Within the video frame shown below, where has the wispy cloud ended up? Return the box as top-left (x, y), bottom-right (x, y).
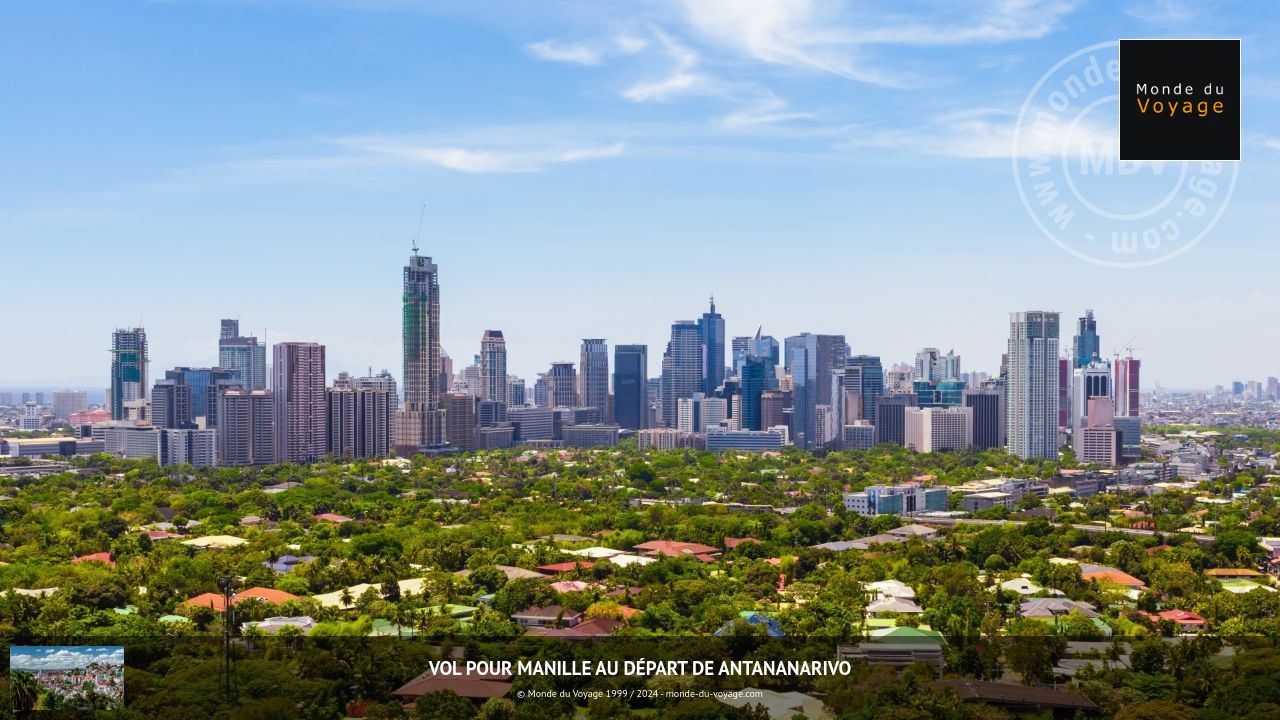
top-left (843, 107), bottom-right (1115, 159)
top-left (719, 95), bottom-right (814, 129)
top-left (527, 34), bottom-right (648, 65)
top-left (621, 27), bottom-right (712, 102)
top-left (331, 136), bottom-right (626, 173)
top-left (1123, 0), bottom-right (1202, 24)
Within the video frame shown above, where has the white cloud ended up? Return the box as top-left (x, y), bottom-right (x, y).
top-left (621, 27), bottom-right (712, 102)
top-left (527, 35), bottom-right (649, 65)
top-left (332, 136), bottom-right (626, 173)
top-left (843, 107), bottom-right (1115, 159)
top-left (11, 646), bottom-right (124, 671)
top-left (719, 96), bottom-right (814, 129)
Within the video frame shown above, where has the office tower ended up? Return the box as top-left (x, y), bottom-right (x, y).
top-left (1113, 415), bottom-right (1141, 462)
top-left (1072, 309), bottom-right (1101, 368)
top-left (218, 320), bottom-right (267, 391)
top-left (326, 382), bottom-right (356, 457)
top-left (547, 361), bottom-right (578, 408)
top-left (731, 336), bottom-right (751, 377)
top-left (534, 375), bottom-right (548, 407)
top-left (216, 388), bottom-right (274, 466)
top-left (1057, 358), bottom-right (1070, 428)
top-left (508, 376), bottom-right (526, 407)
top-left (443, 391), bottom-right (477, 452)
top-left (964, 386), bottom-right (1005, 450)
top-left (847, 356), bottom-right (883, 426)
top-left (1070, 361), bottom-right (1112, 435)
top-left (51, 390), bottom-right (87, 422)
top-left (151, 380), bottom-right (194, 430)
top-left (814, 404), bottom-right (838, 447)
top-left (479, 330), bottom-right (508, 407)
top-left (579, 339), bottom-right (609, 413)
top-left (751, 329), bottom-right (780, 367)
top-left (1074, 396), bottom-right (1118, 466)
top-left (165, 367), bottom-right (238, 422)
top-left (110, 327), bottom-right (148, 420)
top-left (395, 250), bottom-right (444, 454)
top-left (1114, 357), bottom-right (1141, 417)
top-left (1007, 311), bottom-right (1060, 460)
top-left (784, 333), bottom-right (846, 450)
top-left (940, 350), bottom-right (961, 381)
top-left (1231, 381), bottom-right (1244, 396)
top-left (440, 352), bottom-right (454, 395)
top-left (34, 392), bottom-right (44, 406)
top-left (875, 394), bottom-right (916, 446)
top-left (677, 393), bottom-right (703, 433)
top-left (273, 342), bottom-right (327, 463)
top-left (759, 390), bottom-right (788, 431)
top-left (698, 297), bottom-right (725, 395)
top-left (738, 355), bottom-right (771, 430)
top-left (842, 422), bottom-right (875, 450)
top-left (613, 344), bottom-right (648, 430)
top-left (914, 348), bottom-right (941, 383)
top-left (0, 393), bottom-right (11, 406)
top-left (1269, 377), bottom-right (1279, 402)
top-left (905, 406), bottom-right (973, 453)
top-left (507, 406), bottom-right (554, 441)
top-left (661, 321), bottom-right (702, 428)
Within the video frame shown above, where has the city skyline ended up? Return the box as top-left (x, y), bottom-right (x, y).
top-left (4, 2), bottom-right (1280, 389)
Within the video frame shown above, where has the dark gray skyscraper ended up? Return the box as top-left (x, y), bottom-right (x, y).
top-left (661, 321), bottom-right (702, 428)
top-left (395, 249), bottom-right (443, 454)
top-left (698, 297), bottom-right (725, 395)
top-left (613, 344), bottom-right (647, 430)
top-left (964, 386), bottom-right (1005, 450)
top-left (547, 361), bottom-right (578, 408)
top-left (151, 380), bottom-right (193, 430)
top-left (110, 327), bottom-right (148, 421)
top-left (874, 394), bottom-right (917, 446)
top-left (579, 339), bottom-right (609, 413)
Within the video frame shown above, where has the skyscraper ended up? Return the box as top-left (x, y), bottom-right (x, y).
top-left (579, 339), bottom-right (609, 413)
top-left (110, 327), bottom-right (148, 421)
top-left (784, 333), bottom-right (846, 450)
top-left (216, 387), bottom-right (274, 466)
top-left (1073, 309), bottom-right (1101, 368)
top-left (1007, 311), bottom-right (1060, 460)
top-left (847, 355), bottom-right (884, 426)
top-left (479, 330), bottom-right (508, 408)
top-left (1070, 361), bottom-right (1111, 436)
top-left (874, 394), bottom-right (916, 446)
top-left (165, 367), bottom-right (238, 421)
top-left (273, 342), bottom-right (327, 463)
top-left (443, 391), bottom-right (477, 452)
top-left (661, 321), bottom-right (702, 428)
top-left (914, 348), bottom-right (941, 383)
top-left (1114, 357), bottom-right (1141, 417)
top-left (547, 361), bottom-right (578, 408)
top-left (395, 250), bottom-right (444, 454)
top-left (738, 355), bottom-right (772, 431)
top-left (613, 344), bottom-right (648, 430)
top-left (151, 380), bottom-right (193, 430)
top-left (963, 386), bottom-right (1005, 450)
top-left (51, 390), bottom-right (87, 422)
top-left (698, 297), bottom-right (725, 395)
top-left (218, 319), bottom-right (267, 391)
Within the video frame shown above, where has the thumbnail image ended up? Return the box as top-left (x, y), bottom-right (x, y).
top-left (9, 646), bottom-right (124, 712)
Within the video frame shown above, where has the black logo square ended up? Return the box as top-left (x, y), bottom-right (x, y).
top-left (1120, 39), bottom-right (1240, 161)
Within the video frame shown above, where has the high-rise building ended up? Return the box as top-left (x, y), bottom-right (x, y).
top-left (905, 406), bottom-right (973, 452)
top-left (1070, 362), bottom-right (1112, 436)
top-left (395, 250), bottom-right (444, 454)
top-left (914, 348), bottom-right (941, 383)
top-left (738, 355), bottom-right (771, 431)
top-left (784, 333), bottom-right (846, 450)
top-left (1007, 311), bottom-right (1060, 460)
top-left (579, 339), bottom-right (609, 413)
top-left (158, 428), bottom-right (217, 468)
top-left (661, 321), bottom-right (702, 428)
top-left (760, 390), bottom-right (789, 432)
top-left (110, 327), bottom-right (148, 421)
top-left (847, 356), bottom-right (883, 426)
top-left (508, 376), bottom-right (526, 407)
top-left (547, 361), bottom-right (578, 408)
top-left (326, 383), bottom-right (356, 457)
top-left (875, 394), bottom-right (917, 446)
top-left (151, 380), bottom-right (194, 430)
top-left (731, 336), bottom-right (751, 378)
top-left (1057, 357), bottom-right (1071, 428)
top-left (698, 297), bottom-right (725, 395)
top-left (1074, 396), bottom-right (1118, 466)
top-left (1072, 309), bottom-right (1101, 368)
top-left (443, 391), bottom-right (477, 452)
top-left (218, 320), bottom-right (267, 391)
top-left (216, 388), bottom-right (274, 466)
top-left (328, 370), bottom-right (394, 459)
top-left (940, 350), bottom-right (961, 381)
top-left (165, 367), bottom-right (238, 421)
top-left (964, 386), bottom-right (1005, 450)
top-left (1114, 357), bottom-right (1141, 417)
top-left (273, 342), bottom-right (326, 463)
top-left (613, 344), bottom-right (648, 430)
top-left (479, 331), bottom-right (508, 407)
top-left (51, 390), bottom-right (87, 422)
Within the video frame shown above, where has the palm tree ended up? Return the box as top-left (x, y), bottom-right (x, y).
top-left (10, 670), bottom-right (40, 714)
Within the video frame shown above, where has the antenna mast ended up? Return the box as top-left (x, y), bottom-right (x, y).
top-left (412, 204), bottom-right (426, 256)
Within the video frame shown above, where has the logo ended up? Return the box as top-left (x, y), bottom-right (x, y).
top-left (1012, 41), bottom-right (1237, 268)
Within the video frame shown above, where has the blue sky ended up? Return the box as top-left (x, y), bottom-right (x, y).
top-left (2, 0), bottom-right (1278, 391)
top-left (10, 646), bottom-right (124, 671)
